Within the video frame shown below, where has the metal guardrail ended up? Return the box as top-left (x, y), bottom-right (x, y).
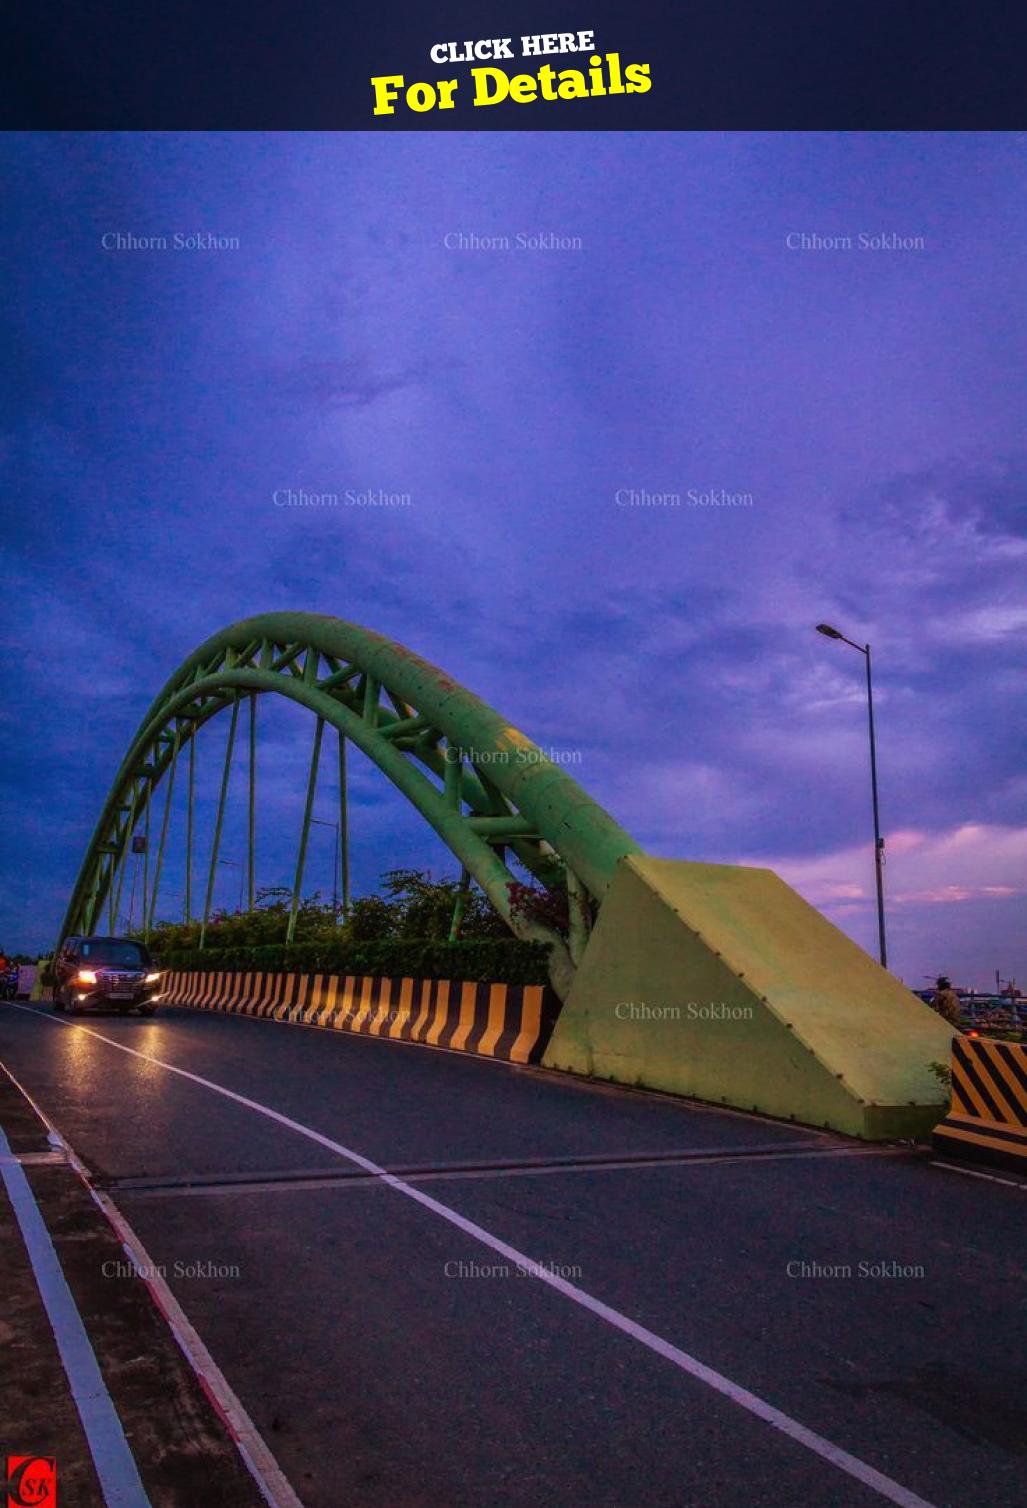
top-left (956, 997), bottom-right (1025, 1036)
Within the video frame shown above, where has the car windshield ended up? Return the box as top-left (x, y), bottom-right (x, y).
top-left (79, 939), bottom-right (149, 967)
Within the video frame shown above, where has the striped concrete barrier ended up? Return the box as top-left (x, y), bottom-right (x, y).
top-left (162, 970), bottom-right (560, 1065)
top-left (933, 1035), bottom-right (1027, 1172)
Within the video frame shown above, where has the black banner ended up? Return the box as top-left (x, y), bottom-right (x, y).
top-left (3, 0), bottom-right (1026, 130)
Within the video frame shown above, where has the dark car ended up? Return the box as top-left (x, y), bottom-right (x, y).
top-left (53, 935), bottom-right (162, 1016)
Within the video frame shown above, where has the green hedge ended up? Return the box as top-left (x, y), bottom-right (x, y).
top-left (161, 937), bottom-right (551, 986)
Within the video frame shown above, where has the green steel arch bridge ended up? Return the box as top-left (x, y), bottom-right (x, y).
top-left (56, 609), bottom-right (953, 1139)
top-left (59, 612), bottom-right (641, 998)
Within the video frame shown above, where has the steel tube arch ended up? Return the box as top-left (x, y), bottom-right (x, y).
top-left (58, 613), bottom-right (644, 996)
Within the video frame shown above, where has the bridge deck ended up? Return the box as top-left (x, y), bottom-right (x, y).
top-left (1, 1001), bottom-right (1024, 1508)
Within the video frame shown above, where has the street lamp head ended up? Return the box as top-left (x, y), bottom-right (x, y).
top-left (815, 623), bottom-right (844, 640)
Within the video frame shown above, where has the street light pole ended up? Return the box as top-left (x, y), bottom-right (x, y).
top-left (815, 623), bottom-right (888, 968)
top-left (863, 643), bottom-right (887, 970)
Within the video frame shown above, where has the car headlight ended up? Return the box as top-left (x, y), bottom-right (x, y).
top-left (75, 969), bottom-right (98, 985)
top-left (145, 972), bottom-right (161, 983)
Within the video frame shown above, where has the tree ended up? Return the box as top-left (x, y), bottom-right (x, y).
top-left (140, 866), bottom-right (516, 953)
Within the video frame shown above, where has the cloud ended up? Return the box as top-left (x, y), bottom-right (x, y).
top-left (741, 822), bottom-right (1027, 983)
top-left (751, 822), bottom-right (1027, 905)
top-left (2, 131), bottom-right (1025, 990)
top-left (282, 358), bottom-right (422, 411)
top-left (946, 604), bottom-right (1027, 642)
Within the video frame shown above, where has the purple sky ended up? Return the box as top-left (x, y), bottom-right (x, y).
top-left (1, 132), bottom-right (1024, 987)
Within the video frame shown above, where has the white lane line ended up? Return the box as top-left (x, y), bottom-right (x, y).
top-left (933, 1160), bottom-right (1027, 1191)
top-left (0, 1122), bottom-right (152, 1508)
top-left (10, 1005), bottom-right (939, 1508)
top-left (0, 1053), bottom-right (304, 1508)
top-left (91, 1185), bottom-right (305, 1508)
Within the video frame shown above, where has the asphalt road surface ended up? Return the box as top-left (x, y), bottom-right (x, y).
top-left (1, 1000), bottom-right (1024, 1508)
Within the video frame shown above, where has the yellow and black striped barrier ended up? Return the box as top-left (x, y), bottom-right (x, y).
top-left (162, 970), bottom-right (559, 1065)
top-left (933, 1035), bottom-right (1027, 1172)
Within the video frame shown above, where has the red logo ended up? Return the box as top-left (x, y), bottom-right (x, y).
top-left (6, 1458), bottom-right (56, 1508)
